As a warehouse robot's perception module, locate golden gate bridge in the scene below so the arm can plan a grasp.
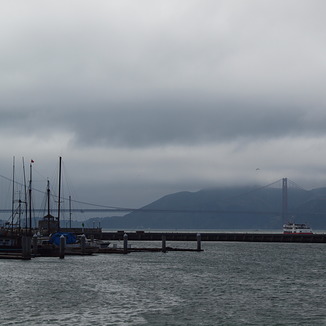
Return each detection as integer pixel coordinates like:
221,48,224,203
0,177,307,218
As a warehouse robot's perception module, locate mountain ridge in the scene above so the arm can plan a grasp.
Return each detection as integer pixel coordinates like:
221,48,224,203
84,185,326,230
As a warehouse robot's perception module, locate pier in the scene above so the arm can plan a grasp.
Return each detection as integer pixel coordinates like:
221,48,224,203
100,231,326,243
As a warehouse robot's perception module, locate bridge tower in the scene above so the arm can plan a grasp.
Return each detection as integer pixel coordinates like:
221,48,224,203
282,177,288,223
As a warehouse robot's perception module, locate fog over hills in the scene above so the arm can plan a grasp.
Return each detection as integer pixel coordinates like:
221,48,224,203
85,186,326,230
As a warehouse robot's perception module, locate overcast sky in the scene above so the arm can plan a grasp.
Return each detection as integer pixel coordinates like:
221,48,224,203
1,0,326,217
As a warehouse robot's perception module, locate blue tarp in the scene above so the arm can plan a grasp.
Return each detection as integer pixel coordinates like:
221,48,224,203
49,232,77,246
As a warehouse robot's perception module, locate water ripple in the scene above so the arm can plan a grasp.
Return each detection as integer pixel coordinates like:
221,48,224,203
0,242,325,325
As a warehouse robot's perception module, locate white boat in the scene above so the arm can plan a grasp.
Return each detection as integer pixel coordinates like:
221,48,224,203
283,222,313,234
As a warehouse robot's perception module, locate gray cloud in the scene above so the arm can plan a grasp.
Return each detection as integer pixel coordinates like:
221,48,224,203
1,96,324,148
1,1,325,146
66,100,308,147
1,1,326,212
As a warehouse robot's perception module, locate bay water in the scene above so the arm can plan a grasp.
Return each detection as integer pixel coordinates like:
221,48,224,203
1,241,325,325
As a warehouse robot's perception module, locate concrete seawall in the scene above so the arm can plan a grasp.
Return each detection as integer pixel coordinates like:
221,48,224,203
101,231,326,243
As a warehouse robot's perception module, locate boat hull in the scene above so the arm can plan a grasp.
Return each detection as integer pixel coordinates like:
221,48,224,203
283,222,313,234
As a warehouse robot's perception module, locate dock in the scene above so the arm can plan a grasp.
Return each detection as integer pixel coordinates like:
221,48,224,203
1,231,325,260
98,247,201,254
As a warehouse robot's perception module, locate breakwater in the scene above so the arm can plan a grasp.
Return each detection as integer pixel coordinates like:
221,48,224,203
101,231,326,243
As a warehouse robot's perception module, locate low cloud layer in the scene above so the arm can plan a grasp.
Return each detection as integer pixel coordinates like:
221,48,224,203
0,99,324,148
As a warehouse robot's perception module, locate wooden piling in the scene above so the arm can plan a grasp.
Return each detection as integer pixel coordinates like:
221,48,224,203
162,234,166,253
22,236,27,258
80,234,86,255
59,235,65,259
197,233,201,251
123,233,128,254
32,234,38,255
22,236,31,260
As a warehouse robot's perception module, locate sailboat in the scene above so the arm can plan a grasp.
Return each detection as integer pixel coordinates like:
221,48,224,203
0,157,28,251
38,180,58,236
37,157,100,255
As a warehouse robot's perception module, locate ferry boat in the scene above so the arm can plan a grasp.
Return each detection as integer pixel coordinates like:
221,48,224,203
283,222,313,234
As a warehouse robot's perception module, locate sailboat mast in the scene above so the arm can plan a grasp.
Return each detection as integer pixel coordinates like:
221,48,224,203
11,156,15,234
69,195,72,229
57,156,62,231
47,179,51,232
47,179,51,216
29,160,33,235
18,191,21,231
22,157,28,234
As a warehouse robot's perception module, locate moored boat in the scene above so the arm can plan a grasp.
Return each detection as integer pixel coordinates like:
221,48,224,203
47,232,100,254
283,222,313,234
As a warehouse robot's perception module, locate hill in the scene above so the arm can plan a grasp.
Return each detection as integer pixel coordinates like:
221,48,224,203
85,186,326,230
